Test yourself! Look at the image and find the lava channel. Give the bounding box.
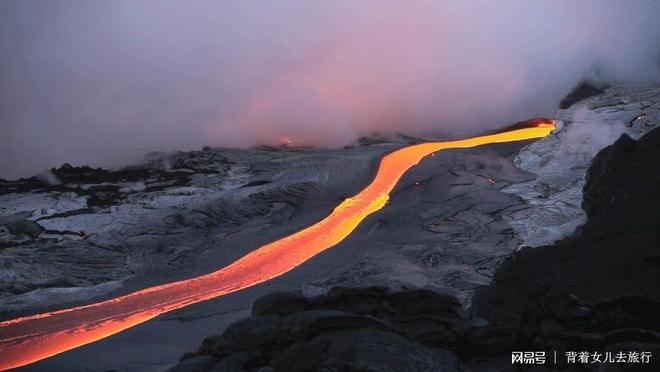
[0,120,555,370]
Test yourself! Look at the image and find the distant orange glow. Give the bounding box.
[0,120,554,370]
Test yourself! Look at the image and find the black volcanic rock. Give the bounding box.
[0,149,233,205]
[559,80,608,109]
[582,132,659,237]
[251,291,308,316]
[7,219,44,238]
[169,287,462,372]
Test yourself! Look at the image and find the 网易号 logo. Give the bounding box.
[512,351,546,365]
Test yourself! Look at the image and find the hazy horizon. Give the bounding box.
[2,0,660,179]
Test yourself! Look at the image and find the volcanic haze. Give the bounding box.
[1,0,660,179]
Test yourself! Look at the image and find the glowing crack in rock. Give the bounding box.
[0,121,555,370]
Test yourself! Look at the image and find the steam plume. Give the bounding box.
[1,0,660,179]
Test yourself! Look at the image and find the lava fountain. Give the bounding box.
[0,120,555,370]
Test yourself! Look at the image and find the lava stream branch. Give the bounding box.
[0,122,555,370]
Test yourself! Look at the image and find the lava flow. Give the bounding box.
[0,120,554,370]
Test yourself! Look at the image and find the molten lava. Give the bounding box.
[0,120,555,370]
[280,136,294,146]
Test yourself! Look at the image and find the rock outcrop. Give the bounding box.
[170,287,463,372]
[559,80,608,109]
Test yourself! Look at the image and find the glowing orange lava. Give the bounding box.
[0,120,555,370]
[280,136,294,146]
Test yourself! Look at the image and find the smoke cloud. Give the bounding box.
[2,0,660,179]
